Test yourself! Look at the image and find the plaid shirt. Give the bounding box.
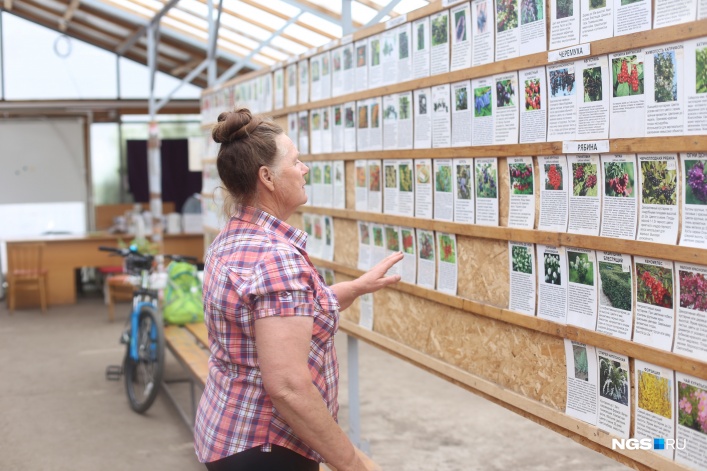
[194,205,340,464]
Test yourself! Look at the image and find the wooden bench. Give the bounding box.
[162,323,378,471]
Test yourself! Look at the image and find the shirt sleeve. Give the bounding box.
[237,246,315,320]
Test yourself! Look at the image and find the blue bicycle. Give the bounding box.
[100,245,196,413]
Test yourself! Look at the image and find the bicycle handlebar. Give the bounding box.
[98,247,197,265]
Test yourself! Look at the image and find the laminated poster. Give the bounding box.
[580,0,613,43]
[288,112,298,142]
[674,263,707,361]
[454,158,475,223]
[567,154,602,236]
[274,68,284,110]
[355,160,368,212]
[322,215,334,262]
[538,155,569,232]
[303,213,313,244]
[636,154,679,244]
[398,159,415,217]
[397,23,413,83]
[332,160,346,210]
[680,153,707,248]
[321,52,331,100]
[507,156,535,228]
[508,241,537,316]
[644,42,686,137]
[493,71,520,145]
[310,54,321,103]
[412,16,431,79]
[675,371,707,470]
[321,161,333,206]
[359,293,374,330]
[702,0,707,18]
[549,0,580,50]
[565,247,598,330]
[331,47,343,98]
[332,105,344,153]
[414,88,433,148]
[310,109,321,155]
[633,256,676,352]
[381,29,398,87]
[368,34,383,90]
[398,92,414,149]
[596,251,634,340]
[416,228,436,289]
[415,158,434,219]
[310,161,323,206]
[564,339,598,425]
[355,40,369,92]
[286,63,298,107]
[370,224,387,266]
[432,84,452,148]
[344,102,357,153]
[369,97,383,151]
[471,76,494,146]
[430,10,451,76]
[654,0,697,29]
[342,43,355,96]
[546,62,578,142]
[475,157,499,226]
[634,360,676,460]
[519,67,548,144]
[310,215,323,260]
[298,60,309,105]
[383,95,399,151]
[613,0,651,37]
[495,0,520,61]
[685,38,707,136]
[297,111,309,155]
[322,108,332,154]
[609,49,646,139]
[383,159,400,215]
[596,349,631,438]
[472,0,495,66]
[452,80,473,147]
[576,55,610,140]
[367,159,383,213]
[356,100,369,152]
[434,159,454,221]
[436,232,458,295]
[384,225,402,277]
[303,169,312,206]
[450,2,472,71]
[357,221,372,270]
[400,226,417,284]
[537,244,568,323]
[519,0,547,57]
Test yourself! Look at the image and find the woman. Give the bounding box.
[194,108,402,471]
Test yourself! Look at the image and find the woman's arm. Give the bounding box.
[330,251,404,310]
[255,315,376,471]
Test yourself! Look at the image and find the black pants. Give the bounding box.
[204,445,319,471]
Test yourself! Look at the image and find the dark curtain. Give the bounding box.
[126,139,202,212]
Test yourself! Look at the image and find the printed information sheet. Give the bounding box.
[537,244,568,322]
[434,159,454,221]
[368,159,382,213]
[495,0,520,61]
[355,40,368,92]
[383,159,400,215]
[494,71,520,144]
[381,29,398,87]
[507,157,536,228]
[566,247,598,330]
[274,68,284,110]
[370,224,386,266]
[609,49,646,138]
[412,16,431,79]
[596,251,634,340]
[356,100,369,151]
[436,232,458,295]
[332,105,344,153]
[355,160,368,211]
[475,158,499,226]
[343,43,355,95]
[415,159,434,218]
[310,54,321,102]
[359,293,374,330]
[332,160,346,209]
[432,84,452,148]
[310,215,323,259]
[576,55,610,139]
[654,0,697,28]
[568,154,602,235]
[539,155,570,231]
[508,241,537,315]
[287,63,297,107]
[400,226,417,284]
[310,109,321,155]
[472,76,494,146]
[520,0,547,56]
[383,95,399,151]
[452,80,473,147]
[614,0,651,37]
[600,154,637,239]
[384,225,402,277]
[564,340,598,425]
[633,256,676,352]
[297,111,309,155]
[596,349,631,438]
[472,0,494,66]
[675,371,707,470]
[344,102,357,152]
[369,97,383,151]
[414,88,432,148]
[454,158,475,223]
[636,154,680,243]
[674,263,707,361]
[331,47,343,98]
[397,23,413,83]
[298,60,309,104]
[398,159,415,217]
[398,92,414,149]
[644,42,686,137]
[321,108,332,154]
[430,10,451,75]
[519,67,548,143]
[680,153,707,248]
[322,215,334,262]
[634,360,676,460]
[321,161,333,206]
[451,2,472,71]
[368,34,383,89]
[357,221,372,270]
[580,0,613,42]
[685,38,707,136]
[546,62,578,141]
[550,0,580,50]
[416,228,436,289]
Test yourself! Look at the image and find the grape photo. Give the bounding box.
[432,14,449,46]
[654,50,678,103]
[612,55,644,97]
[583,67,603,102]
[496,0,518,32]
[685,159,707,205]
[399,164,413,192]
[640,160,676,205]
[604,161,634,197]
[456,164,472,200]
[549,68,576,97]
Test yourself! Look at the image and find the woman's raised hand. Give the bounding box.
[356,251,404,295]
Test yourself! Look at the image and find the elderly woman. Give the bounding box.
[194,108,402,471]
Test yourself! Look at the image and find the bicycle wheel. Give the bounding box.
[123,305,165,413]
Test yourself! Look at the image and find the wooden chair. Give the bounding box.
[105,274,134,322]
[8,243,48,314]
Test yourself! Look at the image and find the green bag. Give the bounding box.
[163,261,204,325]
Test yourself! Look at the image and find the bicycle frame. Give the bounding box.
[129,268,159,361]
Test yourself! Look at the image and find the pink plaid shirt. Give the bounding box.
[194,205,340,464]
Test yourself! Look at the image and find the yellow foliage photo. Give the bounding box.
[637,370,672,419]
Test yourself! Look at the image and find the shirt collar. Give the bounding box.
[233,205,307,251]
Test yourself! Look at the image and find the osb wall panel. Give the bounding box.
[335,273,359,324]
[457,236,509,308]
[333,217,358,268]
[287,213,303,233]
[498,157,510,228]
[345,160,356,211]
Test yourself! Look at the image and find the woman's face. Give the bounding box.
[272,133,309,211]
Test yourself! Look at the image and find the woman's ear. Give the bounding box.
[258,166,276,192]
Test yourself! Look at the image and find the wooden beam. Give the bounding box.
[282,0,364,28]
[59,0,81,32]
[238,0,337,40]
[356,0,399,17]
[4,0,12,11]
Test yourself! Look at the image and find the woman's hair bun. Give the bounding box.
[212,108,262,144]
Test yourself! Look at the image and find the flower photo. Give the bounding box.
[636,263,673,309]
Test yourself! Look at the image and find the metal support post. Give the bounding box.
[342,0,353,36]
[146,23,164,257]
[364,0,404,27]
[347,335,370,454]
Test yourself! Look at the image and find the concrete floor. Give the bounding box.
[0,296,629,471]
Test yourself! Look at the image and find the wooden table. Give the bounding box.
[6,233,204,308]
